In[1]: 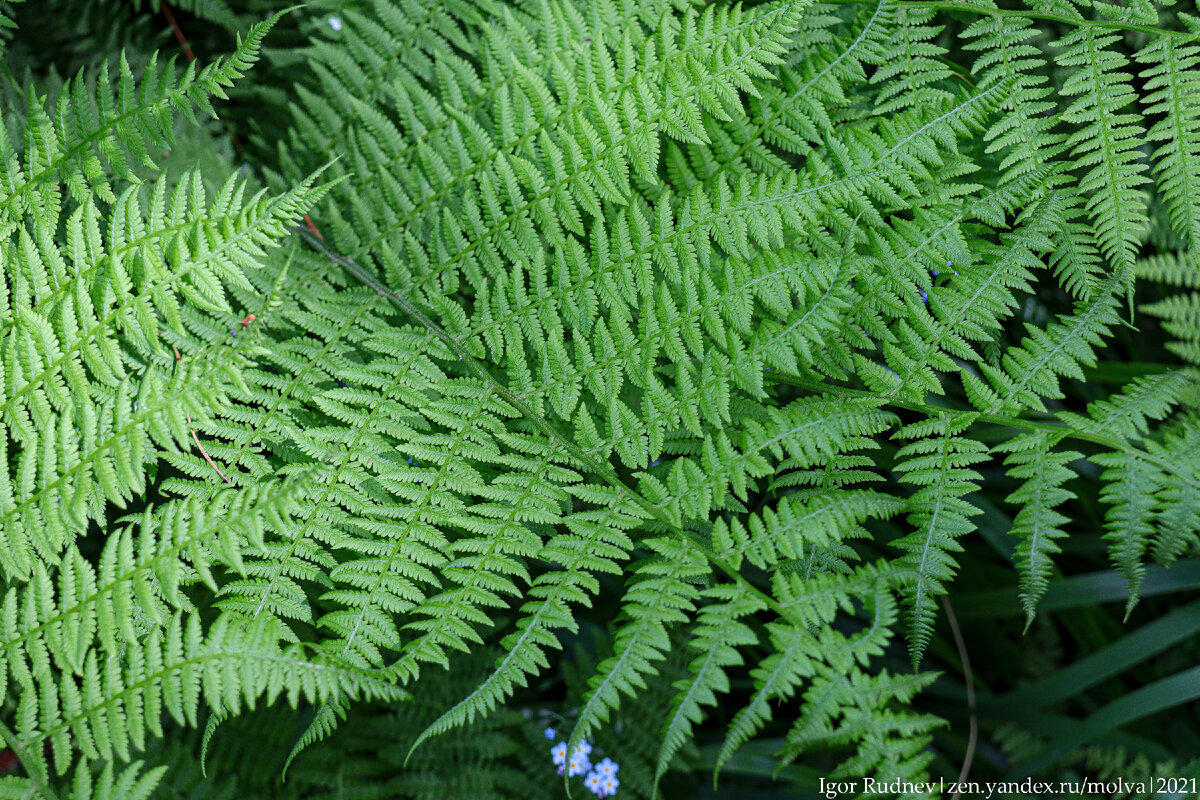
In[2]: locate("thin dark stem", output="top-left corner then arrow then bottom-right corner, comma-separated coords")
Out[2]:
160,2 -> 197,63
941,595 -> 977,800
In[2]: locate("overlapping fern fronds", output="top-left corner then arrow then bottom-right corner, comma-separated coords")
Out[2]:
3,0 -> 1200,797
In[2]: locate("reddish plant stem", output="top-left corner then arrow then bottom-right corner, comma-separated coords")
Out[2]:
160,1 -> 197,62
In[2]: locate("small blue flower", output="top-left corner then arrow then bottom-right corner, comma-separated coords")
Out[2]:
600,775 -> 619,796
327,16 -> 343,31
920,290 -> 928,303
584,771 -> 604,795
568,751 -> 592,777
544,727 -> 556,740
551,741 -> 567,767
648,459 -> 661,468
573,740 -> 593,757
595,757 -> 619,777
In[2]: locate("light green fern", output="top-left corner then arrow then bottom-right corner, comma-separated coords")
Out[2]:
4,0 -> 1200,797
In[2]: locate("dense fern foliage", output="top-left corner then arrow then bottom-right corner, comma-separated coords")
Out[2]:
2,0 -> 1200,797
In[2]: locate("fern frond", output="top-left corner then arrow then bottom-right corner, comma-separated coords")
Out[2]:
0,165 -> 326,581
654,582 -> 761,788
1093,450 -> 1162,615
1147,428 -> 1200,566
891,414 -> 987,666
994,431 -> 1079,626
781,666 -> 943,785
1055,24 -> 1150,282
965,276 -> 1123,415
64,759 -> 164,800
870,5 -> 954,115
0,10 -> 283,221
712,620 -> 815,781
567,535 -> 708,764
962,11 -> 1059,186
1135,20 -> 1200,262
1062,371 -> 1189,440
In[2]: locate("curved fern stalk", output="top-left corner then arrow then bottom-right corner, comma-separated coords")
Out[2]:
280,693 -> 350,779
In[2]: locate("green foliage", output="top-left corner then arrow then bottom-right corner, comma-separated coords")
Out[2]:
3,0 -> 1200,798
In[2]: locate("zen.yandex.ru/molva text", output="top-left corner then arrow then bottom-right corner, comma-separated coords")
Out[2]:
817,776 -> 1196,798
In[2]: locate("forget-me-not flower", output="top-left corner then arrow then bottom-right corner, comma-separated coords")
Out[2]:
594,757 -> 618,778
568,751 -> 592,777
